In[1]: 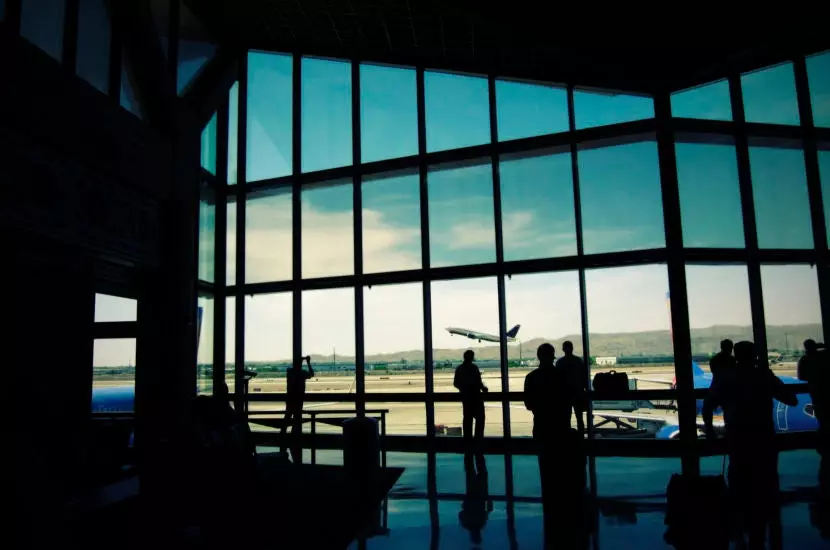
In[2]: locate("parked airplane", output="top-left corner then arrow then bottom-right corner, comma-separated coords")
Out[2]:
446,324 -> 521,343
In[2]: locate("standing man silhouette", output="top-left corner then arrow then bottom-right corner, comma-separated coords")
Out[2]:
556,340 -> 588,436
454,350 -> 488,467
709,339 -> 736,378
281,355 -> 314,462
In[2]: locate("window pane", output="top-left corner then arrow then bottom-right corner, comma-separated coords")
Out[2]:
741,62 -> 800,126
686,265 -> 753,364
676,140 -> 744,248
670,79 -> 732,121
496,80 -> 568,141
428,160 -> 495,268
225,295 -> 235,390
198,186 -> 215,282
749,145 -> 813,249
196,296 -> 214,395
761,265 -> 824,361
807,51 -> 830,128
21,0 -> 65,62
500,149 -> 576,261
177,2 -> 216,94
574,89 -> 653,130
228,82 -> 239,184
360,64 -> 417,163
585,265 -> 674,439
226,198 -> 236,285
362,171 -> 421,273
425,71 -> 490,153
76,0 -> 110,94
303,288 -> 355,396
95,294 -> 137,322
92,339 -> 136,411
201,112 -> 217,174
247,189 -> 292,283
578,139 -> 665,254
364,284 -> 426,435
302,57 -> 352,173
244,293 -> 292,393
120,52 -> 143,118
302,180 -> 353,278
821,149 -> 830,247
247,51 -> 292,182
431,277 -> 503,437
506,271 -> 583,438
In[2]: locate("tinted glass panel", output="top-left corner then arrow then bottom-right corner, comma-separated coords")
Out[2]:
362,171 -> 421,273
670,79 -> 732,121
820,150 -> 830,247
676,140 -> 744,248
761,264 -> 824,363
496,80 -> 568,141
198,187 -> 215,282
431,277 -> 504,437
574,90 -> 653,129
807,51 -> 830,128
201,113 -> 217,174
244,293 -> 292,391
500,150 -> 576,261
741,62 -> 800,126
93,339 -> 136,409
76,0 -> 110,94
228,82 -> 239,184
425,71 -> 490,152
360,64 -> 418,163
196,296 -> 213,394
302,57 -> 352,173
302,180 -> 353,278
685,265 -> 753,363
177,2 -> 216,94
302,288 -> 355,395
585,265 -> 674,438
247,189 -> 292,283
364,283 -> 425,399
428,160 -> 495,267
21,0 -> 65,62
505,271 -> 583,437
95,294 -> 137,322
247,51 -> 292,182
749,145 -> 813,249
226,198 -> 236,285
578,139 -> 665,254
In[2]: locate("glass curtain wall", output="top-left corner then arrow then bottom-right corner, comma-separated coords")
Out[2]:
200,50 -> 829,465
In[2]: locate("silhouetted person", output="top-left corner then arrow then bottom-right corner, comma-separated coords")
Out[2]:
281,355 -> 314,461
709,339 -> 736,378
454,350 -> 488,465
703,341 -> 797,550
556,340 -> 588,435
799,339 -> 830,518
525,343 -> 588,549
458,460 -> 493,545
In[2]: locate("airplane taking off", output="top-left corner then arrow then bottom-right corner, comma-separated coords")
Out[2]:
446,324 -> 521,343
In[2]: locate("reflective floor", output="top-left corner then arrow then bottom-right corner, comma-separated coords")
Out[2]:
260,449 -> 827,549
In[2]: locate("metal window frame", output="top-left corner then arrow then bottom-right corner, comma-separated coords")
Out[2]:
206,51 -> 829,470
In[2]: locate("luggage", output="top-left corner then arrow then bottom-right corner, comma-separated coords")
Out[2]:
664,460 -> 730,549
592,370 -> 629,397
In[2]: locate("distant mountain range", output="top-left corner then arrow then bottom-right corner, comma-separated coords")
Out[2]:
287,323 -> 823,365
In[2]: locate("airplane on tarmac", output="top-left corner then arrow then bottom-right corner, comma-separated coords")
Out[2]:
446,324 -> 521,343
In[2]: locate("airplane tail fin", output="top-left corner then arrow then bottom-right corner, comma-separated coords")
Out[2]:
506,324 -> 521,338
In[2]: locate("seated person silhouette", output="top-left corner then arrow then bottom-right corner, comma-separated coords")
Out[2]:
704,340 -> 797,550
281,355 -> 314,462
459,461 -> 493,546
454,350 -> 488,469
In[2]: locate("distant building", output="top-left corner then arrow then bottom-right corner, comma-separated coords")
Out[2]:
596,356 -> 618,366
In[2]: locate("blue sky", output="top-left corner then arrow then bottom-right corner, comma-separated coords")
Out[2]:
99,53 -> 830,366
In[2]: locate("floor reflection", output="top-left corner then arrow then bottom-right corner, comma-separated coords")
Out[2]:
332,450 -> 824,549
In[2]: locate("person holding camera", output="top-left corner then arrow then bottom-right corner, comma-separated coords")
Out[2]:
281,355 -> 315,461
